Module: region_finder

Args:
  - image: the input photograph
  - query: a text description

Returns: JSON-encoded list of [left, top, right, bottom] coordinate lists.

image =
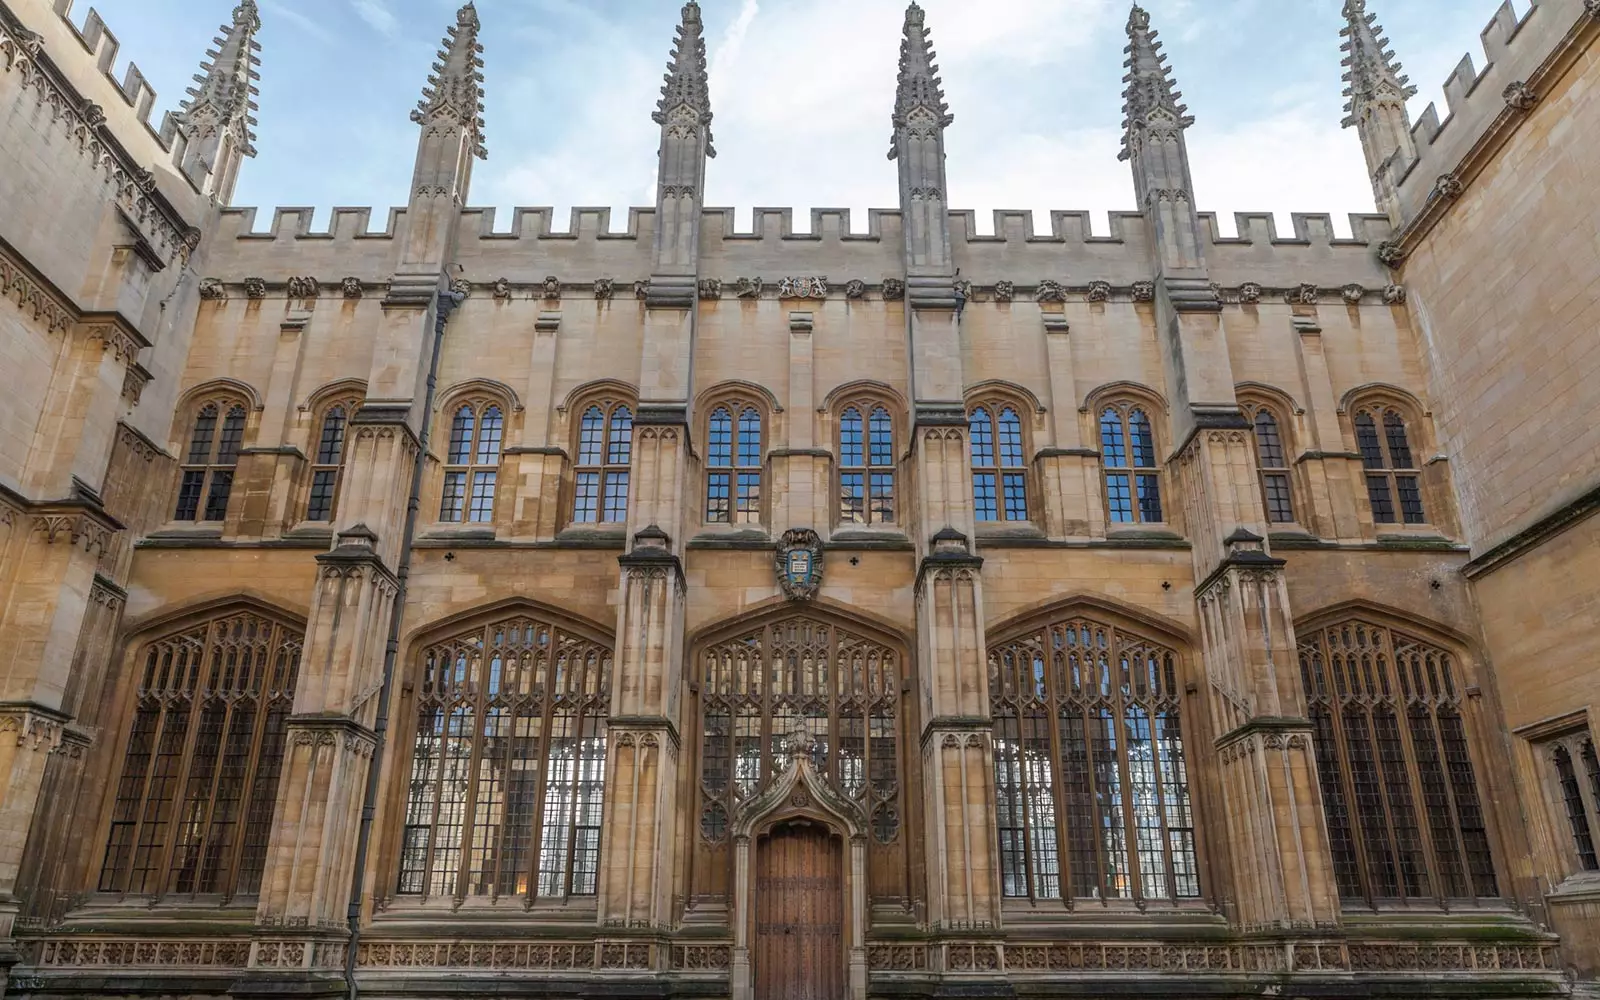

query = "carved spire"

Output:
[[889, 2, 952, 158], [1340, 0, 1417, 128], [412, 2, 486, 160], [1339, 0, 1417, 219], [170, 1, 261, 201], [653, 1, 715, 157], [1120, 4, 1193, 162]]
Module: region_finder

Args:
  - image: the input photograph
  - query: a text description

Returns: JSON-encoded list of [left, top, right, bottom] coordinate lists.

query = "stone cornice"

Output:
[[1464, 479, 1600, 580]]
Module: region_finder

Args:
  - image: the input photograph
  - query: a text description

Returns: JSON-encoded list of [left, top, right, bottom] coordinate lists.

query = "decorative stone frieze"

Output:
[[993, 280, 1015, 302], [286, 276, 319, 299], [542, 275, 562, 300], [882, 278, 905, 301], [1286, 282, 1320, 305], [1433, 173, 1464, 200], [1035, 279, 1066, 303], [491, 277, 511, 300], [1341, 283, 1366, 304], [85, 323, 143, 363], [121, 365, 151, 406], [450, 277, 473, 299], [1503, 80, 1538, 111], [594, 278, 615, 300], [243, 277, 268, 299], [633, 279, 650, 300], [699, 277, 723, 300], [341, 277, 364, 298], [1131, 280, 1156, 302], [1086, 280, 1112, 303], [0, 246, 74, 334], [1376, 240, 1406, 267], [844, 279, 866, 299], [1383, 283, 1407, 305], [734, 276, 763, 299], [198, 278, 227, 300], [777, 276, 827, 299], [1238, 282, 1263, 304]]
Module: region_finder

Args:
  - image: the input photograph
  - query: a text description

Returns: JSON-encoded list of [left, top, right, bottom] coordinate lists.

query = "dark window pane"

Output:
[[1002, 472, 1028, 521], [448, 407, 475, 465], [735, 472, 761, 523], [840, 473, 865, 524], [1367, 475, 1397, 524], [840, 408, 864, 467], [870, 472, 895, 524], [706, 472, 731, 523], [1106, 473, 1134, 523], [316, 407, 347, 465], [440, 471, 467, 522], [306, 470, 338, 522], [1129, 410, 1156, 468], [1264, 473, 1295, 523], [187, 406, 219, 464], [708, 408, 733, 468], [608, 407, 633, 466], [737, 409, 762, 467], [217, 408, 246, 466], [203, 471, 233, 521], [1396, 475, 1426, 524], [476, 407, 504, 465], [574, 472, 600, 523], [970, 408, 995, 466], [175, 471, 206, 521], [999, 408, 1025, 467], [1253, 410, 1287, 467], [1355, 412, 1385, 470], [1383, 411, 1416, 468], [1136, 474, 1163, 523], [468, 471, 497, 522], [1556, 747, 1598, 870], [869, 408, 894, 467]]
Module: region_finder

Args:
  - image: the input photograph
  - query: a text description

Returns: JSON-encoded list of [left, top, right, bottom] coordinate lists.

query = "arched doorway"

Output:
[[756, 820, 845, 1000]]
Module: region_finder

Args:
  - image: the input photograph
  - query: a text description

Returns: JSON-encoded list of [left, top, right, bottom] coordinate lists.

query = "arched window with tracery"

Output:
[[1243, 402, 1295, 524], [1099, 403, 1163, 524], [706, 403, 763, 525], [174, 400, 248, 522], [98, 610, 301, 898], [839, 404, 896, 526], [969, 403, 1028, 522], [692, 615, 908, 903], [1298, 620, 1497, 904], [989, 613, 1199, 904], [572, 402, 633, 524], [1354, 406, 1425, 525], [306, 398, 359, 522], [396, 612, 611, 902], [440, 399, 505, 523]]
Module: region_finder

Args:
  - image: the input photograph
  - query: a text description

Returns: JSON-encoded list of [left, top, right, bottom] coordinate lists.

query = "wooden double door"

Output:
[[754, 822, 845, 1000]]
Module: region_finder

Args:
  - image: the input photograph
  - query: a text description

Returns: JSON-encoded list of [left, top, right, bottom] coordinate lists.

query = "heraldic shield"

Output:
[[776, 528, 824, 601]]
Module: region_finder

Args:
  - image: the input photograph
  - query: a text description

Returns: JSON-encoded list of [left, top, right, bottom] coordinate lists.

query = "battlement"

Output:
[[1390, 0, 1589, 221]]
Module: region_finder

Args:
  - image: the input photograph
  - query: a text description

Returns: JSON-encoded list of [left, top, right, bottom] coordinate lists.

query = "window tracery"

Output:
[[572, 401, 633, 524], [396, 612, 612, 901], [969, 400, 1029, 522], [989, 614, 1199, 903], [696, 616, 902, 846], [174, 400, 248, 522], [706, 402, 763, 525], [440, 398, 505, 523], [1353, 406, 1425, 525], [1098, 402, 1163, 524], [1298, 620, 1497, 903], [838, 403, 896, 526], [98, 611, 302, 898]]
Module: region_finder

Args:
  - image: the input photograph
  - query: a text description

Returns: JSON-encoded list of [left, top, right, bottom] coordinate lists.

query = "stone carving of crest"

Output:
[[778, 276, 828, 299], [775, 528, 824, 601]]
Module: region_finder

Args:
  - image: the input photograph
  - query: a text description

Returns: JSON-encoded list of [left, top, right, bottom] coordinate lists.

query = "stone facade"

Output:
[[0, 0, 1596, 997]]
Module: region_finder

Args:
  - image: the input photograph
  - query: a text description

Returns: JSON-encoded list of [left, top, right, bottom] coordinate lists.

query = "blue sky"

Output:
[[78, 0, 1521, 237]]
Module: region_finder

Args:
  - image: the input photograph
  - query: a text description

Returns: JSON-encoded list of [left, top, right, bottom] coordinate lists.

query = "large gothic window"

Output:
[[1099, 403, 1164, 524], [396, 613, 611, 902], [1299, 620, 1497, 904], [697, 616, 902, 845], [572, 402, 633, 525], [969, 403, 1029, 522], [838, 405, 896, 526], [1354, 407, 1425, 525], [99, 611, 302, 898], [989, 615, 1199, 903], [1243, 402, 1296, 524], [440, 400, 505, 524], [706, 404, 763, 525], [174, 400, 247, 522], [305, 397, 358, 522]]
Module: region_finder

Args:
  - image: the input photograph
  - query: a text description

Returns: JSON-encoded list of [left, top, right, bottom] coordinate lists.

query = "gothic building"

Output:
[[1, 0, 1597, 997]]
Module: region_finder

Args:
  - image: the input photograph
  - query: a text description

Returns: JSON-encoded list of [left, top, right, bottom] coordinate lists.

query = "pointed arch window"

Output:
[[98, 611, 302, 898], [707, 404, 763, 525], [573, 403, 633, 524], [989, 616, 1199, 903], [1100, 403, 1163, 524], [1355, 407, 1425, 525], [696, 616, 903, 848], [397, 613, 612, 901], [1243, 403, 1295, 524], [175, 401, 247, 522], [970, 404, 1029, 522], [1298, 620, 1497, 904], [440, 401, 505, 523], [840, 405, 896, 525], [1534, 729, 1600, 876], [306, 399, 359, 522]]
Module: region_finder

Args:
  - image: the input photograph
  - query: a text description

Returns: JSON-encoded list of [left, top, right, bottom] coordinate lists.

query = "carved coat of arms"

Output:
[[776, 528, 824, 601]]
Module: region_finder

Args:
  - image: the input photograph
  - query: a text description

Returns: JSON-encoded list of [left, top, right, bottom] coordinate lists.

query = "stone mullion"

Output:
[[224, 689, 273, 901], [1387, 676, 1451, 905], [152, 680, 211, 901]]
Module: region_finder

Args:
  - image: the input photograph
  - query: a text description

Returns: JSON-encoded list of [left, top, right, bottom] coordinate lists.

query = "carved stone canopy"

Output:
[[730, 717, 867, 842]]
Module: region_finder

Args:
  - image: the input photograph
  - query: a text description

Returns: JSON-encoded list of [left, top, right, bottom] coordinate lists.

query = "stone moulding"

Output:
[[0, 241, 75, 335]]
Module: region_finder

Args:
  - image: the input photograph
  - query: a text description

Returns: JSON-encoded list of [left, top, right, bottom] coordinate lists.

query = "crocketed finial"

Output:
[[1340, 0, 1417, 128], [412, 2, 488, 159], [889, 1, 952, 158], [653, 0, 715, 156], [1119, 3, 1193, 162], [174, 0, 263, 158]]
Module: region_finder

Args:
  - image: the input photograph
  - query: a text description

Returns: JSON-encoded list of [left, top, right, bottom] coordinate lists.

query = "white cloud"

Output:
[[351, 0, 398, 38], [260, 0, 334, 45]]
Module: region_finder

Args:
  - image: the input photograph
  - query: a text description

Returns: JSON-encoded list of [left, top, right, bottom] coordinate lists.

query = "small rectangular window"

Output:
[[440, 472, 467, 522], [307, 470, 338, 522], [707, 472, 731, 523], [469, 472, 497, 523], [1367, 475, 1396, 524], [203, 471, 234, 522], [840, 473, 865, 524], [973, 473, 998, 522], [603, 472, 629, 523], [573, 472, 600, 523], [175, 471, 206, 522], [1106, 473, 1134, 523]]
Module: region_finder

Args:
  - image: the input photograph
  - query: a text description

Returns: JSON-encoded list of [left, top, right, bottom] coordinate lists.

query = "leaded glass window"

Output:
[[697, 616, 901, 845], [397, 613, 611, 901], [306, 399, 358, 522], [1299, 621, 1497, 904], [970, 404, 1029, 522], [839, 405, 896, 525], [99, 611, 301, 898], [1246, 404, 1296, 524], [1355, 408, 1425, 525], [990, 616, 1199, 903], [174, 401, 247, 522], [572, 403, 633, 524], [1535, 731, 1600, 876], [1100, 404, 1163, 524], [440, 401, 505, 523], [707, 404, 762, 525]]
